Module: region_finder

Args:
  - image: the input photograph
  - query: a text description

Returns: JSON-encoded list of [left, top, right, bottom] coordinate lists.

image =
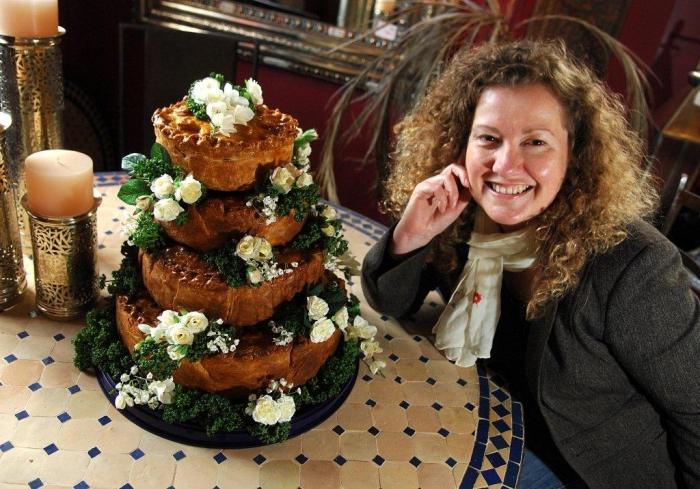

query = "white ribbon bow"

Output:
[[433, 209, 536, 367]]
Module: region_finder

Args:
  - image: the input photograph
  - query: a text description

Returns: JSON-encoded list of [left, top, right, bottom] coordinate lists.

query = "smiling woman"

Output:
[[362, 40, 700, 489]]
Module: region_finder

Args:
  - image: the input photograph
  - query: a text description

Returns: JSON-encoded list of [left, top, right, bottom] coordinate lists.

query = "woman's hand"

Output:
[[390, 163, 471, 257]]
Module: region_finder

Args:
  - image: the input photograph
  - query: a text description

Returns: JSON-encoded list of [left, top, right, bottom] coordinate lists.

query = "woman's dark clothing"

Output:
[[361, 219, 700, 489]]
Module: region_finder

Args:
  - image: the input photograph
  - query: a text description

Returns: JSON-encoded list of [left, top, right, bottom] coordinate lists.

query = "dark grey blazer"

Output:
[[361, 219, 700, 489]]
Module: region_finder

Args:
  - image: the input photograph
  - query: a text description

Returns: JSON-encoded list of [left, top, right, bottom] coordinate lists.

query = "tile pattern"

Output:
[[0, 175, 523, 488]]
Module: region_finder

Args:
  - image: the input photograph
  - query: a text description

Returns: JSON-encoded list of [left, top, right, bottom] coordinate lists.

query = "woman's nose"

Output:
[[491, 144, 525, 175]]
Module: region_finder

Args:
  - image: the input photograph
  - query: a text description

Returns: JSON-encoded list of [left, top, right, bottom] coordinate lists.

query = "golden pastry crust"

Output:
[[160, 193, 306, 252], [140, 246, 325, 327], [115, 293, 342, 396], [152, 99, 299, 191]]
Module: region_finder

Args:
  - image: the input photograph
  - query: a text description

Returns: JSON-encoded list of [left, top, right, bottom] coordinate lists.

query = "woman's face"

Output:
[[465, 83, 570, 231]]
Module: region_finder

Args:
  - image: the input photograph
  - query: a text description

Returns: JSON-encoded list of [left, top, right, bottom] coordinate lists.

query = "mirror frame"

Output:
[[139, 0, 392, 84]]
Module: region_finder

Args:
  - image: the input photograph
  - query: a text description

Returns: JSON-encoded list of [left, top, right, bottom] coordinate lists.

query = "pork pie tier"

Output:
[[116, 294, 342, 396], [160, 193, 306, 252], [140, 246, 325, 327], [153, 99, 299, 191]]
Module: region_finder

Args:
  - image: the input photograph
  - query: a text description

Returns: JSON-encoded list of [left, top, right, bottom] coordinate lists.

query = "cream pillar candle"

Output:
[[0, 0, 59, 38], [25, 150, 94, 217]]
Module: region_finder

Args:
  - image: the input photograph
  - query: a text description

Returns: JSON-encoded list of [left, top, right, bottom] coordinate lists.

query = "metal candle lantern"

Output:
[[0, 28, 65, 246], [22, 194, 101, 321], [0, 112, 26, 309]]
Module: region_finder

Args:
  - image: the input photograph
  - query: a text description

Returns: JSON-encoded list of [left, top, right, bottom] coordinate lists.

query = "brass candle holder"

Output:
[[22, 194, 101, 321], [0, 27, 65, 250], [0, 112, 26, 310]]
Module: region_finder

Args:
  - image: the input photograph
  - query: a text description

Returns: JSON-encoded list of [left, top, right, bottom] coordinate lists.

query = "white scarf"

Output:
[[433, 209, 536, 367]]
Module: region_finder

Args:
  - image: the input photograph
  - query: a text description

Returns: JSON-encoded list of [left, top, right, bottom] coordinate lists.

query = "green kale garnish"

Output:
[[130, 212, 167, 251], [162, 386, 246, 436], [132, 336, 179, 380], [249, 422, 291, 445], [203, 241, 247, 288], [296, 339, 360, 406], [73, 303, 132, 379], [290, 219, 323, 250], [128, 143, 183, 182], [276, 184, 320, 221], [104, 244, 143, 297]]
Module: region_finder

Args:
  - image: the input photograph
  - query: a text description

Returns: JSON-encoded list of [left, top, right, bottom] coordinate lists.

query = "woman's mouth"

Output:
[[487, 182, 533, 195]]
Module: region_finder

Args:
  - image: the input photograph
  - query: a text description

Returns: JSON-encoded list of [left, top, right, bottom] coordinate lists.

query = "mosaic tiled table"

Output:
[[0, 172, 524, 489]]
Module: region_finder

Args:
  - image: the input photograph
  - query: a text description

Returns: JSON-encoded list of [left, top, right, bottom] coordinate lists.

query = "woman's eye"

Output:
[[478, 135, 497, 143], [530, 139, 546, 146]]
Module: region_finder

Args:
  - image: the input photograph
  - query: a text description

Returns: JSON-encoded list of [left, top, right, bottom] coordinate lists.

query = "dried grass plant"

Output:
[[318, 0, 651, 202]]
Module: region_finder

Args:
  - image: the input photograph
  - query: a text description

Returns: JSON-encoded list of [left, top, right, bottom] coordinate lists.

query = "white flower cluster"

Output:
[[206, 328, 239, 354], [190, 77, 262, 136], [269, 320, 294, 346], [245, 379, 300, 426], [234, 235, 298, 285], [149, 173, 203, 222], [137, 309, 237, 361], [114, 365, 176, 410]]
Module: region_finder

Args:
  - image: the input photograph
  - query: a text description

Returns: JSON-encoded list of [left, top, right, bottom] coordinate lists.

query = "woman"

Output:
[[361, 40, 700, 488]]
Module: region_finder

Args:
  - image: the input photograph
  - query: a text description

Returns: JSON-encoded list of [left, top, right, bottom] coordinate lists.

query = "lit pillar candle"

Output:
[[0, 0, 59, 38], [25, 150, 94, 217]]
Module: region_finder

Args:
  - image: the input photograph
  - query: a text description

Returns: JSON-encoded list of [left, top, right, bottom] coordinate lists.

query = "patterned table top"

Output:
[[0, 172, 523, 489]]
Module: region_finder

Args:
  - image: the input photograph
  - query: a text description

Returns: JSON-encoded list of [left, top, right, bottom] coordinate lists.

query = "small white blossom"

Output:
[[346, 316, 377, 340], [307, 296, 329, 321], [150, 174, 175, 199], [369, 359, 386, 375], [360, 339, 383, 358], [135, 195, 153, 211], [295, 172, 313, 188], [167, 344, 186, 361], [210, 111, 236, 136], [232, 104, 255, 125], [245, 78, 264, 105], [153, 198, 184, 222], [321, 223, 336, 237], [310, 318, 335, 343], [191, 77, 224, 104], [247, 267, 263, 285]]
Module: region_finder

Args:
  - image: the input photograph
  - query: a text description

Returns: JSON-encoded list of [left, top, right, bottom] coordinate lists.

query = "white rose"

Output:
[[181, 311, 208, 333], [255, 237, 273, 261], [175, 175, 202, 204], [369, 359, 386, 375], [206, 100, 228, 120], [150, 174, 174, 199], [348, 316, 377, 340], [167, 344, 186, 361], [321, 206, 337, 220], [135, 195, 153, 211], [321, 223, 336, 237], [252, 395, 282, 425], [276, 395, 296, 423], [153, 198, 184, 222], [295, 172, 314, 188], [332, 307, 349, 331], [307, 296, 329, 321], [149, 323, 170, 343], [236, 235, 259, 261], [247, 267, 263, 285], [157, 310, 180, 326], [310, 318, 335, 343], [270, 166, 295, 194], [245, 78, 264, 105], [137, 323, 152, 335], [191, 77, 223, 104], [360, 339, 383, 357], [232, 104, 255, 125], [168, 323, 194, 345]]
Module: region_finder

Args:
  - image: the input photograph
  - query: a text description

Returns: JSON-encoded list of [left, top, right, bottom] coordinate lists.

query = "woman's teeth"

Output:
[[489, 183, 532, 195]]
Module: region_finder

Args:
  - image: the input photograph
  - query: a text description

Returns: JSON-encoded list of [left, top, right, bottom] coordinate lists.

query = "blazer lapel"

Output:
[[525, 301, 558, 401]]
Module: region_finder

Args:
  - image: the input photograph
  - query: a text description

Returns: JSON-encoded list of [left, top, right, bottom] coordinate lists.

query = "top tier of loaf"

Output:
[[153, 99, 299, 191]]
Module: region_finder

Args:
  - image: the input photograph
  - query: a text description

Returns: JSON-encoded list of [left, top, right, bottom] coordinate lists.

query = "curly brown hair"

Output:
[[381, 39, 658, 320]]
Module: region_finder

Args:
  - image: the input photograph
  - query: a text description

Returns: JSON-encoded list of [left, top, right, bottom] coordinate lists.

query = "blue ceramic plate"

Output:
[[97, 364, 358, 448]]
